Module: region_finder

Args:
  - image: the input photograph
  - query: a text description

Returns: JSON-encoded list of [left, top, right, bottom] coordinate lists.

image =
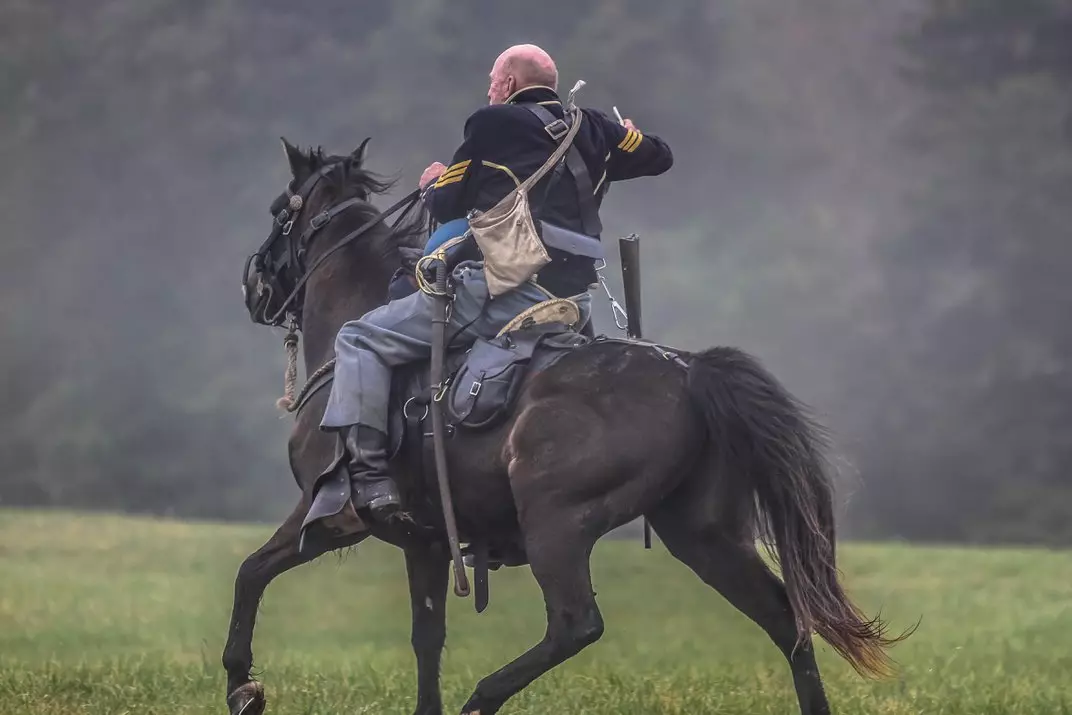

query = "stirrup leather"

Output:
[[497, 298, 581, 337]]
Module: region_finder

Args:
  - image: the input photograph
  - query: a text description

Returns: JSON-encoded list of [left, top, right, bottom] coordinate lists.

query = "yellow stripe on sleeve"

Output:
[[436, 167, 467, 183], [434, 160, 471, 187], [433, 174, 465, 188], [623, 131, 644, 152]]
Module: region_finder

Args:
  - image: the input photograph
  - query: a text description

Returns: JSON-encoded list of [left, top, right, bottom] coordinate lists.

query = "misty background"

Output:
[[1, 1, 1069, 545]]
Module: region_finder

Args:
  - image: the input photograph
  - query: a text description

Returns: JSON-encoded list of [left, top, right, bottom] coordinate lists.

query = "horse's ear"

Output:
[[352, 137, 372, 166], [281, 137, 307, 178]]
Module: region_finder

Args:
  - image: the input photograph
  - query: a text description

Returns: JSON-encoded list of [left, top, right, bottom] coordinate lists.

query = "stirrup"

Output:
[[365, 491, 402, 517]]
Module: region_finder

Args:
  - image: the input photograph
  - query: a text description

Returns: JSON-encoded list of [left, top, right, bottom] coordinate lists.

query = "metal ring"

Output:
[[403, 396, 430, 422]]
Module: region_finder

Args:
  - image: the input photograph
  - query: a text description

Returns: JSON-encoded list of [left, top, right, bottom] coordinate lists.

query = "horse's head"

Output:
[[242, 137, 392, 327]]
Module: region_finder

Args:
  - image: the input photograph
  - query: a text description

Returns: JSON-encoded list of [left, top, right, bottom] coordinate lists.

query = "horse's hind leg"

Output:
[[459, 509, 603, 715], [648, 502, 831, 715], [222, 498, 367, 715], [404, 541, 450, 715]]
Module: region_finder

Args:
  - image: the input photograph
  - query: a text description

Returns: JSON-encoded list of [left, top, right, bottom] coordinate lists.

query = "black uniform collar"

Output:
[[505, 85, 561, 107]]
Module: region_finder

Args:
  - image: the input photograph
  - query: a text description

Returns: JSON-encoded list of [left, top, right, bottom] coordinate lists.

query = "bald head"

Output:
[[487, 44, 558, 105]]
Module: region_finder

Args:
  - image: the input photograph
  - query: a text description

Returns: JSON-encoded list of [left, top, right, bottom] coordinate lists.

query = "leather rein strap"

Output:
[[264, 188, 422, 326]]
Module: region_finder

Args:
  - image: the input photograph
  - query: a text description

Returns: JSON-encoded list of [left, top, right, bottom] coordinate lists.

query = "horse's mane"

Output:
[[299, 145, 429, 257]]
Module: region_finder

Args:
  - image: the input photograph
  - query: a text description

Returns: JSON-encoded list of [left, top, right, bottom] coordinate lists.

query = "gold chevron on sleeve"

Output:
[[434, 160, 471, 187], [619, 130, 643, 153], [437, 167, 467, 182], [434, 173, 465, 188]]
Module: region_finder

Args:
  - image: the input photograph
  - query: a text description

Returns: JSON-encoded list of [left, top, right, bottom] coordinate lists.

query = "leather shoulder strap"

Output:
[[521, 104, 602, 235], [517, 105, 584, 194]]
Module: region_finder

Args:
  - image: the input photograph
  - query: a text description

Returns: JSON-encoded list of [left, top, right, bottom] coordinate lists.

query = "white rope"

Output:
[[276, 326, 300, 412]]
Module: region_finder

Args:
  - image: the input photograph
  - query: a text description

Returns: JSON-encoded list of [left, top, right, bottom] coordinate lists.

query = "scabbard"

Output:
[[430, 261, 470, 597], [619, 234, 642, 340]]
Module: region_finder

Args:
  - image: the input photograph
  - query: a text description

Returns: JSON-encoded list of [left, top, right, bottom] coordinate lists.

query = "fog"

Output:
[[2, 1, 1069, 544]]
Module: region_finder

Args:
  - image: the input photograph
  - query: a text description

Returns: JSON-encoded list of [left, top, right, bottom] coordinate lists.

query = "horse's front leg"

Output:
[[222, 498, 367, 715], [404, 540, 451, 715]]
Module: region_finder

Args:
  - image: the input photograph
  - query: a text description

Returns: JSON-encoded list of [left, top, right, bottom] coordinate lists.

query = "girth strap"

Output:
[[522, 103, 603, 236], [593, 336, 691, 368]]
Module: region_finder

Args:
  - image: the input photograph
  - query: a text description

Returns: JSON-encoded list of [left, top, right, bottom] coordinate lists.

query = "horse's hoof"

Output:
[[227, 682, 265, 715], [460, 698, 487, 715]]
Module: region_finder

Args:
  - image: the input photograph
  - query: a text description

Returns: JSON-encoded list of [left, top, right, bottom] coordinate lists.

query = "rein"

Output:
[[244, 153, 422, 330], [264, 188, 421, 326], [249, 177, 422, 412], [244, 163, 340, 328]]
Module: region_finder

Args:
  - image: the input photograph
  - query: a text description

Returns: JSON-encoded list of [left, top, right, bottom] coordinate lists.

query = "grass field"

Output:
[[0, 509, 1070, 715]]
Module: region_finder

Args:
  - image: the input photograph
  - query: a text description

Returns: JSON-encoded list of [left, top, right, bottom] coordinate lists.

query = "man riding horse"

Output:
[[230, 44, 905, 715], [303, 44, 673, 533]]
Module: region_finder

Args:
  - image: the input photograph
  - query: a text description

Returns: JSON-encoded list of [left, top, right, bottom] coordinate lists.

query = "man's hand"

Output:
[[622, 118, 639, 132], [420, 162, 447, 188]]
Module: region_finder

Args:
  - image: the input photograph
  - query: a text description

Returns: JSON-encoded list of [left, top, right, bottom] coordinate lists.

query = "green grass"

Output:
[[0, 509, 1069, 714]]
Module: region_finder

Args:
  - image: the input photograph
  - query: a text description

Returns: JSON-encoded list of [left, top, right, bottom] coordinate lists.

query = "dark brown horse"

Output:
[[223, 141, 904, 715]]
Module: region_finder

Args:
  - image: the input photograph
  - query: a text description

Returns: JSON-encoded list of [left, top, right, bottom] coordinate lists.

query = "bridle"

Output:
[[242, 161, 421, 329]]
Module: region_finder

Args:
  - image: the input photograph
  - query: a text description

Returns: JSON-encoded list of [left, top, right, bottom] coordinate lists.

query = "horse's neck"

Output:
[[299, 239, 395, 371]]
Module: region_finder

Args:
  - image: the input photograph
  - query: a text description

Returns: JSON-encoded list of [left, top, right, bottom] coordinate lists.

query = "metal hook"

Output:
[[566, 79, 586, 110], [433, 379, 451, 403], [594, 260, 628, 331]]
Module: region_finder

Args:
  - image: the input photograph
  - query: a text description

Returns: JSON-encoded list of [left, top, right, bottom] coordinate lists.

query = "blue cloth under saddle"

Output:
[[424, 218, 470, 256]]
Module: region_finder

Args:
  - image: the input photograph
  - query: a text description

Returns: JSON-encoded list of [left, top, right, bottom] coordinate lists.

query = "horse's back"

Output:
[[451, 342, 699, 538]]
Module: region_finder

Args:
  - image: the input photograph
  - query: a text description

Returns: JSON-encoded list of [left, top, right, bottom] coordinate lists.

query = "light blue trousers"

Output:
[[321, 261, 591, 433]]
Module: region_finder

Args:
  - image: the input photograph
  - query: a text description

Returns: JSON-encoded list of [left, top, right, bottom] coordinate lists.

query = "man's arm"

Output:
[[421, 108, 499, 223], [594, 110, 673, 182]]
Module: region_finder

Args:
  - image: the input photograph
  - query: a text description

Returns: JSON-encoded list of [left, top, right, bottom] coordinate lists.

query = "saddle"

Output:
[[292, 296, 588, 486], [297, 296, 592, 593], [387, 316, 589, 454]]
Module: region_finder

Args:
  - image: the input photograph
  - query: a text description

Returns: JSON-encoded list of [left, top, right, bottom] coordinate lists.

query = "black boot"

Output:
[[344, 424, 402, 521]]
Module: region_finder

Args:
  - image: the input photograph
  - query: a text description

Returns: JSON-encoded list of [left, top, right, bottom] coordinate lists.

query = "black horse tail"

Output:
[[685, 347, 908, 678]]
